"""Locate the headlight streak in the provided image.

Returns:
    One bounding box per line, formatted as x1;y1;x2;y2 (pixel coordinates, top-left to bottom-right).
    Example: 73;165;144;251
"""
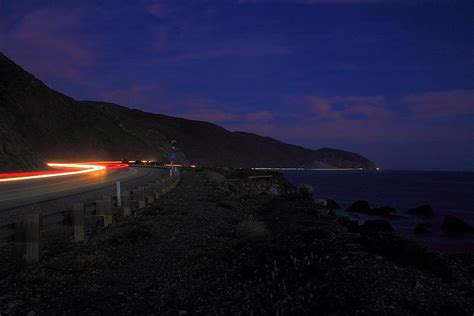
0;162;128;183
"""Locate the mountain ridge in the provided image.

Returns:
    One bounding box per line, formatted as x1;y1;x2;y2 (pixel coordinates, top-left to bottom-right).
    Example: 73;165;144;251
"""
0;52;376;171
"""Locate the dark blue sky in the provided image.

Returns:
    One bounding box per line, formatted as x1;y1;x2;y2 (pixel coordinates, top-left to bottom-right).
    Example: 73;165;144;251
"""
1;0;473;170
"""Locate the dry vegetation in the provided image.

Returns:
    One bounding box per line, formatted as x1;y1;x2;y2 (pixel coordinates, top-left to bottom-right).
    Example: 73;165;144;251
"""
0;170;473;315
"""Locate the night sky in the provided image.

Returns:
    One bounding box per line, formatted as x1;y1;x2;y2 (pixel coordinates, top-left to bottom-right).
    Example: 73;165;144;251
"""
1;0;473;171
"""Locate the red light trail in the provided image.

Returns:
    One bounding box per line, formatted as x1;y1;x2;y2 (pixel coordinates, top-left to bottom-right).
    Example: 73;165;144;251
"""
0;161;129;183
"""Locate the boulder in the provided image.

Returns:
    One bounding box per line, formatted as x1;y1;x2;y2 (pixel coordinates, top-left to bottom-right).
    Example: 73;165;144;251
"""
326;199;341;210
338;217;360;233
441;215;474;233
347;201;397;216
413;224;432;234
315;199;328;206
204;170;228;188
268;185;279;195
359;232;453;281
407;205;434;217
360;219;395;235
347;200;371;213
298;184;314;199
369;206;397;216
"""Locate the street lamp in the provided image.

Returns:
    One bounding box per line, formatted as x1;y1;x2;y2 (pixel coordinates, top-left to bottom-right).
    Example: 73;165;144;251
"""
170;139;177;177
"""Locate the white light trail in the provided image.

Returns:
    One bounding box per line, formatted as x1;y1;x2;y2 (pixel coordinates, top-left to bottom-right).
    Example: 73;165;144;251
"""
0;163;106;183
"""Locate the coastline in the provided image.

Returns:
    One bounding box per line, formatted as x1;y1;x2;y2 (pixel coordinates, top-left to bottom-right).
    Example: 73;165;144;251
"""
0;169;473;314
282;169;474;254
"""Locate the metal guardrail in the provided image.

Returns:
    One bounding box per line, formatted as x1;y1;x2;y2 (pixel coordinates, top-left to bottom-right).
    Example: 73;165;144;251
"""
0;170;181;263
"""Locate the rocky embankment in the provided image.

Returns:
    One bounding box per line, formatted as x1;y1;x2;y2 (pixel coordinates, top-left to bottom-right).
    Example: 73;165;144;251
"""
344;200;474;235
0;169;473;314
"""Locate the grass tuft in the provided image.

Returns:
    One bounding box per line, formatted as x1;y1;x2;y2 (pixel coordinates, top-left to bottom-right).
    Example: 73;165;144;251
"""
236;215;270;239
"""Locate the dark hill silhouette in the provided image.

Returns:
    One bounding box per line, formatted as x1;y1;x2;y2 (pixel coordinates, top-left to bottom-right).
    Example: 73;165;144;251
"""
0;52;375;171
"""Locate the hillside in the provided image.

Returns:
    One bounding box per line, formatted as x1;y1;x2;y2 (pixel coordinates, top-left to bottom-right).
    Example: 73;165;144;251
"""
0;53;376;171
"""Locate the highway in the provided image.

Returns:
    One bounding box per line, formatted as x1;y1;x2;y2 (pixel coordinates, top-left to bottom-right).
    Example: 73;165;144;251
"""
0;166;167;222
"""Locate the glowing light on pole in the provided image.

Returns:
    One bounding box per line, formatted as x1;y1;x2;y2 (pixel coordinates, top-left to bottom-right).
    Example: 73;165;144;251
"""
170;139;177;177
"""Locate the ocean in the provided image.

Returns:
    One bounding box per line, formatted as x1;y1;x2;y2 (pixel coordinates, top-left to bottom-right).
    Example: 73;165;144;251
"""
282;170;474;254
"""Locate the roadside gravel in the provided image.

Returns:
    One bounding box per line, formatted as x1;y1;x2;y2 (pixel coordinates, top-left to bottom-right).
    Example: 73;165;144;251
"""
0;170;472;315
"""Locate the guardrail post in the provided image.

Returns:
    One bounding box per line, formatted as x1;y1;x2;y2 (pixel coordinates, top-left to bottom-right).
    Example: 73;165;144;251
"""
154;181;162;199
138;186;146;209
123;190;130;199
0;223;15;245
116;181;122;207
146;195;154;205
123;200;132;217
15;217;26;243
172;176;178;189
122;190;132;216
145;184;154;205
103;195;113;226
68;203;85;242
161;178;169;195
95;200;104;216
24;213;41;263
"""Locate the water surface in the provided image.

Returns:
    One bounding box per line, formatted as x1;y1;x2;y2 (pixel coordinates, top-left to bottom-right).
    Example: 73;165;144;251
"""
282;170;474;253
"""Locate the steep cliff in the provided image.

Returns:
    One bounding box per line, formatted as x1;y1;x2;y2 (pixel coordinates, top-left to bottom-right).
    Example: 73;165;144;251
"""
0;53;376;171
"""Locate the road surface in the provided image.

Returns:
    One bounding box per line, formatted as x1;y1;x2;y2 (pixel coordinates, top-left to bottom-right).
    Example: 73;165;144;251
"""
0;167;166;222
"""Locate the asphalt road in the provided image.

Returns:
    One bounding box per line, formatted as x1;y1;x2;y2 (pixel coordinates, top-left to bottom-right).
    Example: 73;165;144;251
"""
0;167;167;221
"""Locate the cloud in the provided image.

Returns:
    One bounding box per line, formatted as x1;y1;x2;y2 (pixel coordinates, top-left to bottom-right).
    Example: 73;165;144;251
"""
99;85;472;148
245;111;275;121
238;0;401;4
269;91;472;144
181;100;276;123
2;8;93;82
164;37;290;63
297;0;395;4
227;121;277;135
101;85;279;125
164;95;239;122
401;90;474;118
295;95;390;121
343;105;392;120
332;95;386;106
218;94;396;142
182;108;238;122
333;95;392;120
143;4;290;63
305;96;339;119
101;85;232;121
100;84;177;112
145;2;169;18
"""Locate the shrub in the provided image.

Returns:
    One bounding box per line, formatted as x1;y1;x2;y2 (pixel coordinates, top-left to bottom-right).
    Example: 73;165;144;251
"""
236;215;270;239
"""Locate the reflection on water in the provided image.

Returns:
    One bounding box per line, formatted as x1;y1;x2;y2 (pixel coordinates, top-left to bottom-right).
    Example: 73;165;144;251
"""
283;170;474;254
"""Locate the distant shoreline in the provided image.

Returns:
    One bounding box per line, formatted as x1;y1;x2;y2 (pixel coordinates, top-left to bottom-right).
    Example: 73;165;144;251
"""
252;167;372;171
260;168;474;173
